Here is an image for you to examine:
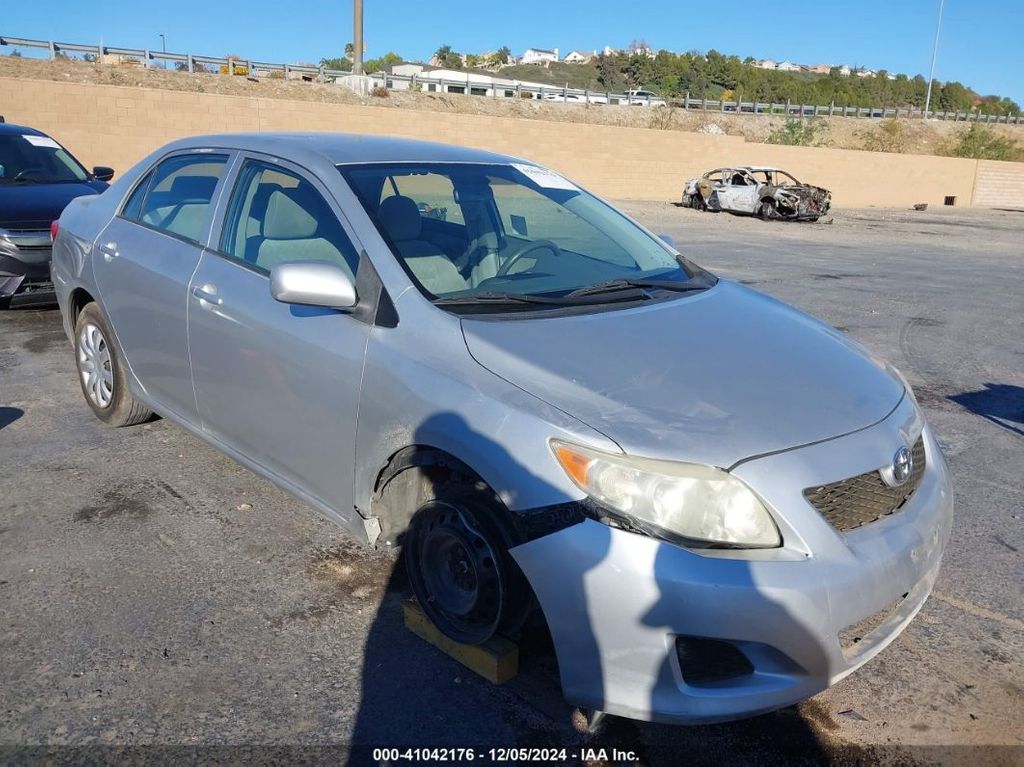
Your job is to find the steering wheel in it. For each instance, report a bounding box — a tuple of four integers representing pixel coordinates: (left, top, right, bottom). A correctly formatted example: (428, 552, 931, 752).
(13, 167, 45, 181)
(496, 239, 561, 277)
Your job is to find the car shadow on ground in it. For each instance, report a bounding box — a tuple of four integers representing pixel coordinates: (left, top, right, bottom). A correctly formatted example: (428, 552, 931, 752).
(346, 413, 841, 766)
(949, 383, 1024, 437)
(0, 406, 24, 429)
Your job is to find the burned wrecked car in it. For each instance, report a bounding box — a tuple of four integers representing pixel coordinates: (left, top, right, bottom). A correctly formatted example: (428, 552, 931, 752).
(682, 166, 831, 221)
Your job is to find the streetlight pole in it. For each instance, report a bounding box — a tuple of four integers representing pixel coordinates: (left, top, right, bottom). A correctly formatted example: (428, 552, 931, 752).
(352, 0, 363, 76)
(923, 0, 944, 120)
(159, 33, 166, 69)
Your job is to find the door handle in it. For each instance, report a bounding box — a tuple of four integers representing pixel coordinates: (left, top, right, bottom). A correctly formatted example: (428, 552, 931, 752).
(192, 284, 222, 306)
(99, 241, 119, 262)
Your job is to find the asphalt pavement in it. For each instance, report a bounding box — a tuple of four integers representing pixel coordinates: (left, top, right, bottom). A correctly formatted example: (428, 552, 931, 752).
(1, 205, 1021, 765)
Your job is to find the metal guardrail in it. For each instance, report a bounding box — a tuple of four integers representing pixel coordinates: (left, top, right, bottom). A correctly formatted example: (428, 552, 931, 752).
(2, 34, 1021, 124)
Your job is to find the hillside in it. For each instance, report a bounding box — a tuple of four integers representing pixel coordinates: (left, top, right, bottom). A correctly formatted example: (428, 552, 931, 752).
(1, 56, 1020, 162)
(496, 61, 601, 90)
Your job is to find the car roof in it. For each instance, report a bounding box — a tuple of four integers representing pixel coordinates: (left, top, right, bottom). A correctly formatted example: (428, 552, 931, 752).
(0, 121, 46, 137)
(162, 132, 530, 167)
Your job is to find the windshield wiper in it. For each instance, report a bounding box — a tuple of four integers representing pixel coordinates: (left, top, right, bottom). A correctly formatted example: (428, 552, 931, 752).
(433, 287, 655, 308)
(433, 291, 570, 306)
(565, 278, 707, 298)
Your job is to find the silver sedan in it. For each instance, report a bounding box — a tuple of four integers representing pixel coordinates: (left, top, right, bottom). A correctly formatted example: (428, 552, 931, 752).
(52, 133, 953, 724)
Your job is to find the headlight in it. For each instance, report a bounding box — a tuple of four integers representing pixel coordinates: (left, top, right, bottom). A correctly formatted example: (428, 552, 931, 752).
(550, 440, 780, 548)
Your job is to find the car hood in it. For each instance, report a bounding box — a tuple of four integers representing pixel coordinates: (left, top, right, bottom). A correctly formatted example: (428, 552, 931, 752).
(461, 281, 904, 468)
(0, 181, 107, 230)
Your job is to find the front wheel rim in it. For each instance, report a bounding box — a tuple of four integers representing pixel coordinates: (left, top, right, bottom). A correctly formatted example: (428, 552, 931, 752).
(78, 323, 114, 408)
(407, 501, 505, 644)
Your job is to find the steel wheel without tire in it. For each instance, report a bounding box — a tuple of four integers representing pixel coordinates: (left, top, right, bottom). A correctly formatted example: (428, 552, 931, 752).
(759, 199, 777, 220)
(405, 497, 512, 645)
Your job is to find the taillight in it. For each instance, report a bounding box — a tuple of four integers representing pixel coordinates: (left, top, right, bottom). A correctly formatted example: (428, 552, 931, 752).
(50, 220, 59, 241)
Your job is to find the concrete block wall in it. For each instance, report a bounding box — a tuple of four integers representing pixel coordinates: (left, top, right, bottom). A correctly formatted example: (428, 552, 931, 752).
(1, 77, 1018, 209)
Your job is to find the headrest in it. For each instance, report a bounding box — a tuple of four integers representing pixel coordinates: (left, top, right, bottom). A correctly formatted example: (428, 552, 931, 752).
(263, 188, 319, 240)
(169, 174, 218, 201)
(249, 182, 283, 220)
(378, 195, 422, 242)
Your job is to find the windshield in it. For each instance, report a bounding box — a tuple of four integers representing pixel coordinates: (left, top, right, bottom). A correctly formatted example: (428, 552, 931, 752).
(340, 162, 715, 311)
(0, 134, 89, 184)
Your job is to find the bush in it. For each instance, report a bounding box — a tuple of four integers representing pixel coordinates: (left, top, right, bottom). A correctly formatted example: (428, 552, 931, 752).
(860, 119, 908, 153)
(947, 124, 1022, 161)
(648, 105, 677, 130)
(370, 85, 390, 98)
(765, 118, 826, 146)
(268, 70, 284, 80)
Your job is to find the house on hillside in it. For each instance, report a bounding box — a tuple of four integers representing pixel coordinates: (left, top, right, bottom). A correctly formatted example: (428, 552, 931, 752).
(776, 60, 801, 72)
(628, 46, 656, 59)
(805, 63, 831, 74)
(521, 48, 559, 65)
(563, 50, 592, 64)
(856, 68, 876, 78)
(757, 59, 777, 69)
(837, 65, 852, 76)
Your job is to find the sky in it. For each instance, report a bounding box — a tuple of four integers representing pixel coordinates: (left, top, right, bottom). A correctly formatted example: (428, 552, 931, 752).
(3, 1, 1022, 103)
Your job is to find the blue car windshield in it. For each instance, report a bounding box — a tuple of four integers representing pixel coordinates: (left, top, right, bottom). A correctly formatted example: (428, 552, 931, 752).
(340, 162, 714, 307)
(0, 134, 89, 184)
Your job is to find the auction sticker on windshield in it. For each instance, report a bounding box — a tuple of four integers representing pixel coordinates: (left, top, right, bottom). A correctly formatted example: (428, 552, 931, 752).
(511, 163, 578, 191)
(22, 135, 62, 149)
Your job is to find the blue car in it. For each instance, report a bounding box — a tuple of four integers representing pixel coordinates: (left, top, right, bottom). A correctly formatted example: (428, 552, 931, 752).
(0, 118, 112, 307)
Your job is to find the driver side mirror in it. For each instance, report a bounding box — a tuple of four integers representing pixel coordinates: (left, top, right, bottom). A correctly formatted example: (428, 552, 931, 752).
(92, 166, 115, 182)
(269, 261, 357, 309)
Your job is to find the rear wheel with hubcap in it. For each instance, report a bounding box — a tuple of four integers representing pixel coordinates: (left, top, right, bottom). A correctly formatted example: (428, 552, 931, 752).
(74, 303, 152, 427)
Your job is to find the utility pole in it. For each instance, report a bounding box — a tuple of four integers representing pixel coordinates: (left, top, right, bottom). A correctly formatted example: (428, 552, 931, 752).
(159, 33, 166, 69)
(352, 0, 364, 76)
(923, 0, 944, 120)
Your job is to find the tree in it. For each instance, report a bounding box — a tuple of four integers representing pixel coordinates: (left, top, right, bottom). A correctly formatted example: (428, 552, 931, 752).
(595, 53, 626, 90)
(364, 51, 402, 74)
(320, 56, 353, 72)
(496, 46, 511, 64)
(433, 44, 462, 68)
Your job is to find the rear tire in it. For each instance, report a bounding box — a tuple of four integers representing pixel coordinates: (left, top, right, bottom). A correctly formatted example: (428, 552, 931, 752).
(74, 303, 152, 427)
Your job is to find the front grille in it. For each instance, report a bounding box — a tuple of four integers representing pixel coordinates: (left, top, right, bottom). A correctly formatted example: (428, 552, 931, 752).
(804, 437, 926, 532)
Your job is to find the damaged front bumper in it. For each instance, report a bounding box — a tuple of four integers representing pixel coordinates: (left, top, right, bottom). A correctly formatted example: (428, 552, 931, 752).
(511, 402, 952, 724)
(774, 186, 831, 220)
(0, 229, 55, 305)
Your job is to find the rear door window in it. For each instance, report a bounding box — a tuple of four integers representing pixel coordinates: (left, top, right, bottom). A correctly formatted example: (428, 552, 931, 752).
(138, 154, 228, 243)
(121, 170, 154, 221)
